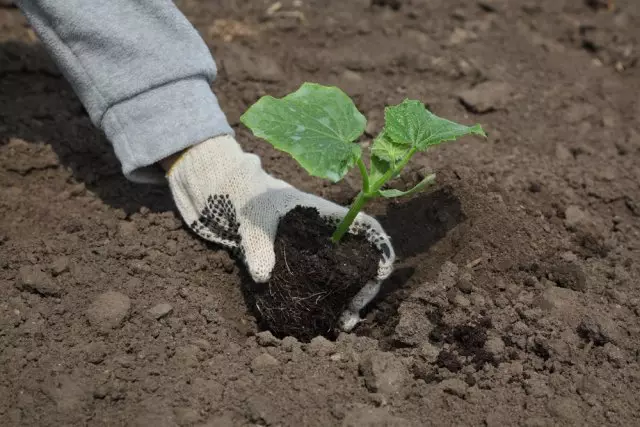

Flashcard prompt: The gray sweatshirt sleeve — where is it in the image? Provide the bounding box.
[16,0,234,184]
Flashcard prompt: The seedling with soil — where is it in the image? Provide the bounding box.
[241,83,485,341]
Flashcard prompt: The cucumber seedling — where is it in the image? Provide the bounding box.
[240,82,486,243]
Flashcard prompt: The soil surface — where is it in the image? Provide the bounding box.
[2,0,640,426]
[251,206,379,342]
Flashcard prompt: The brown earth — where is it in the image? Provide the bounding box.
[1,0,640,426]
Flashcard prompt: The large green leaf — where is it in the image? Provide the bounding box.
[384,99,486,150]
[240,83,366,182]
[371,131,410,165]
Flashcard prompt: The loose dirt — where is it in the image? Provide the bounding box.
[1,0,640,426]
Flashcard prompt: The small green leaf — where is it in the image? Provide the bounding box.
[240,83,366,182]
[384,99,486,150]
[371,131,410,165]
[378,173,437,198]
[368,155,391,186]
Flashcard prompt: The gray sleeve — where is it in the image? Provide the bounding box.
[16,0,234,184]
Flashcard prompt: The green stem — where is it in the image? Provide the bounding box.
[356,158,370,193]
[331,191,370,243]
[371,147,418,191]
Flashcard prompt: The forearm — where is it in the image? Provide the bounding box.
[16,0,233,183]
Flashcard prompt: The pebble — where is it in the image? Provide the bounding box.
[456,273,474,294]
[358,351,408,395]
[84,342,107,364]
[148,303,173,320]
[439,378,468,398]
[86,291,131,330]
[50,257,70,276]
[458,81,514,113]
[256,330,281,347]
[603,343,625,368]
[251,353,280,372]
[306,336,336,356]
[15,265,61,297]
[564,205,590,232]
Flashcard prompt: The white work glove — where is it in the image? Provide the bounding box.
[166,135,395,331]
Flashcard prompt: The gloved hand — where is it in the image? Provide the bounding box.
[165,134,395,331]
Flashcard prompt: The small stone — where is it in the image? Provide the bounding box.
[50,257,70,276]
[458,81,514,113]
[86,291,131,330]
[456,272,474,294]
[148,303,173,320]
[306,336,336,356]
[256,331,281,347]
[359,351,408,395]
[15,265,61,297]
[555,144,573,161]
[440,378,468,398]
[603,343,625,368]
[484,336,505,359]
[564,205,590,231]
[251,353,279,372]
[84,342,107,364]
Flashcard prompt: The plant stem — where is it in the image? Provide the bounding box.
[331,190,370,243]
[371,147,417,191]
[356,158,370,193]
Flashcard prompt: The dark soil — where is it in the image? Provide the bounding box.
[250,206,379,342]
[2,0,640,426]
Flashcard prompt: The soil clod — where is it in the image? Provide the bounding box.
[251,206,379,342]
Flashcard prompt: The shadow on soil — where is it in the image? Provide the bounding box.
[0,41,174,215]
[356,186,466,343]
[240,187,466,342]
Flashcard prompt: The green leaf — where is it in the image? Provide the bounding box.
[384,99,486,151]
[371,131,410,165]
[368,155,392,186]
[240,83,366,182]
[378,173,437,198]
